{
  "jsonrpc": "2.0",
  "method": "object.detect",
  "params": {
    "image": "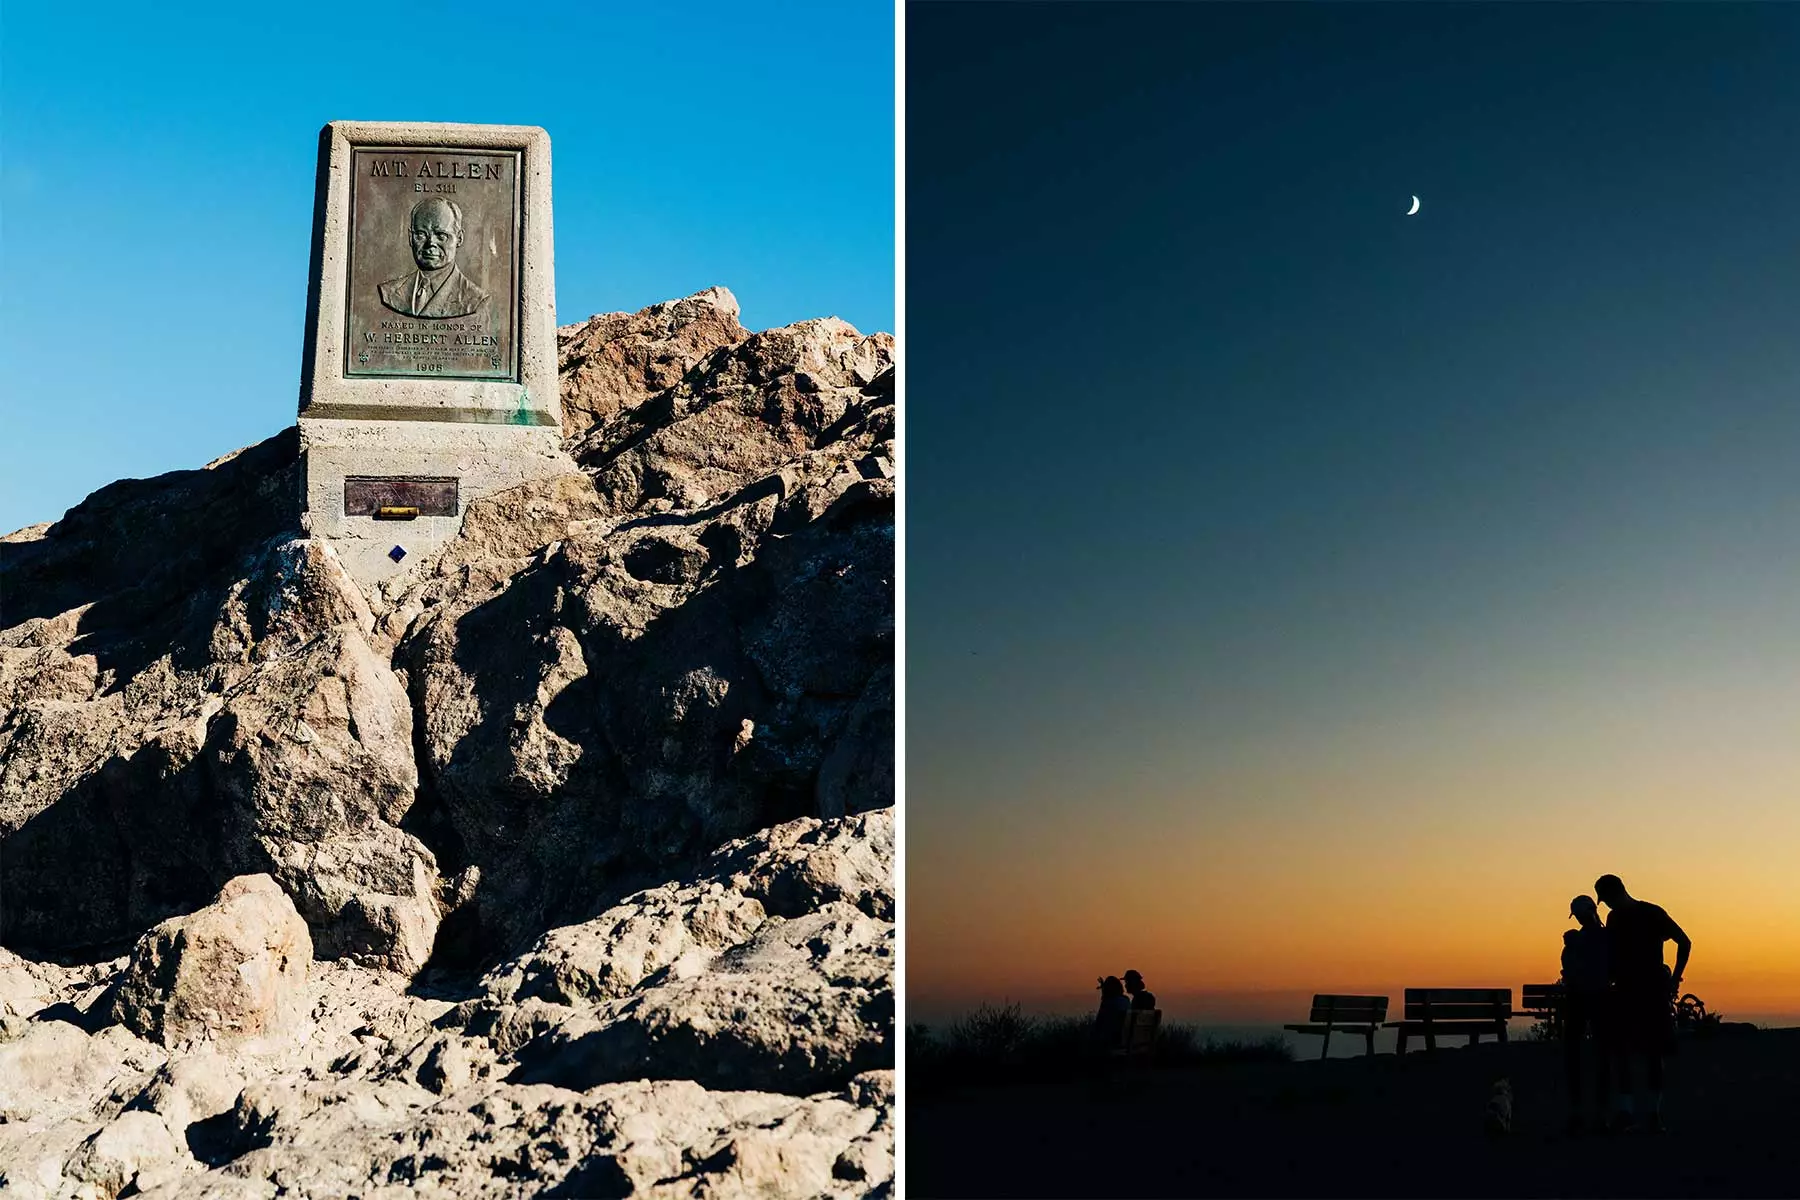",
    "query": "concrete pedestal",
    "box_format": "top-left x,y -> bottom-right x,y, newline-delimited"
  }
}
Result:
299,417 -> 574,589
